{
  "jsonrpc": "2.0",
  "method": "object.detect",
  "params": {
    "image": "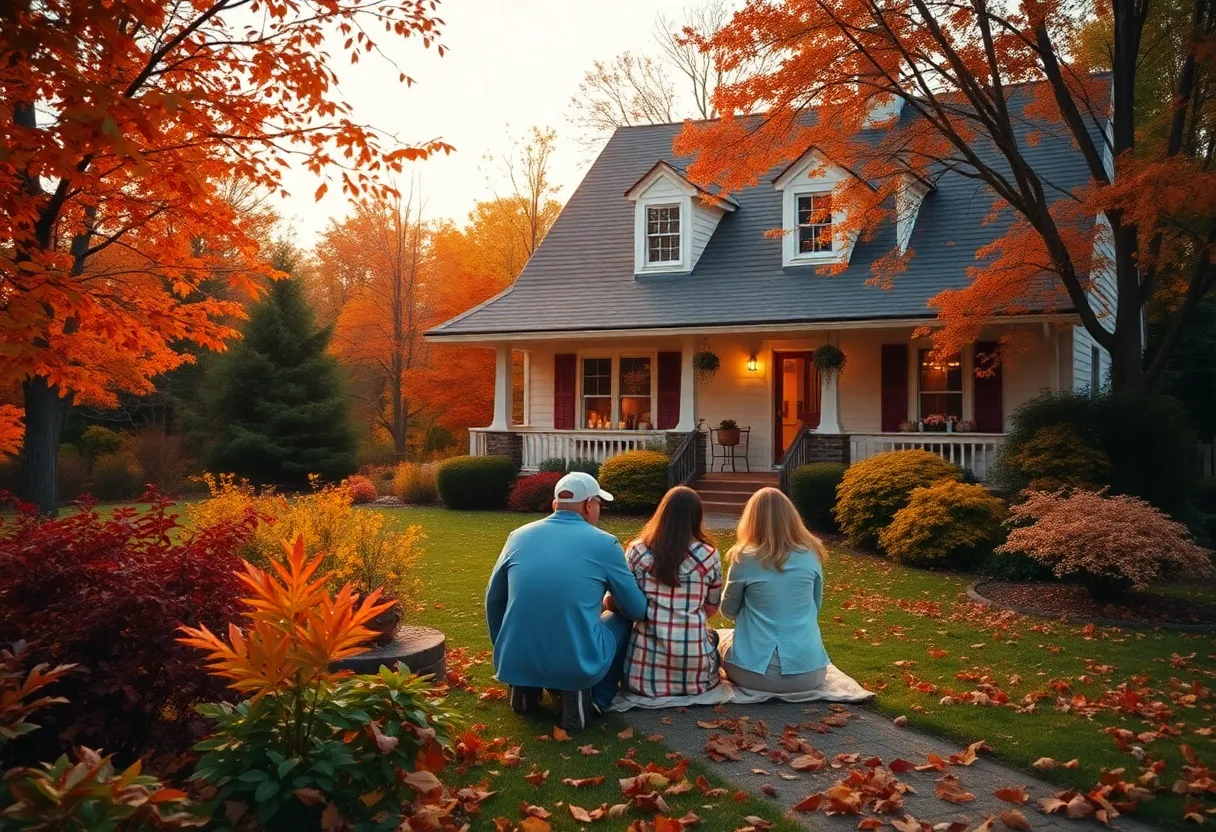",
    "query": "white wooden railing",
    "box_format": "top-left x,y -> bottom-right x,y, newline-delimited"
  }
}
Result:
849,433 -> 1004,482
469,428 -> 665,471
